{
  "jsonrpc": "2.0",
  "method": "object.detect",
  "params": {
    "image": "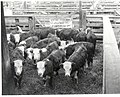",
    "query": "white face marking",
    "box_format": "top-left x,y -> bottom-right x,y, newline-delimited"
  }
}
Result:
17,46 -> 25,56
61,41 -> 66,47
26,48 -> 33,60
37,61 -> 46,77
63,62 -> 72,76
7,34 -> 10,42
14,60 -> 23,76
41,48 -> 47,53
33,48 -> 40,61
14,34 -> 20,43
